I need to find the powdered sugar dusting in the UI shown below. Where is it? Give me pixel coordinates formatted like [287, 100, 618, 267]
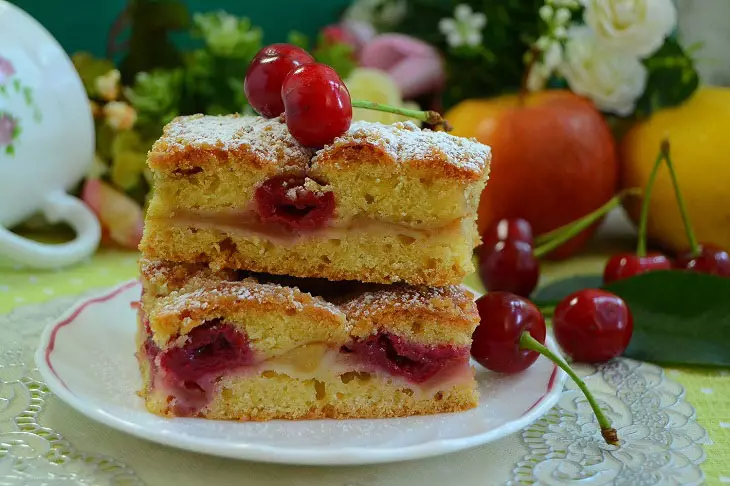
[153, 114, 312, 166]
[157, 279, 343, 319]
[338, 285, 475, 323]
[315, 120, 490, 176]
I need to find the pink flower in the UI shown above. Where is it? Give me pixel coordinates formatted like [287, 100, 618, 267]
[359, 34, 445, 99]
[0, 56, 15, 85]
[0, 114, 16, 146]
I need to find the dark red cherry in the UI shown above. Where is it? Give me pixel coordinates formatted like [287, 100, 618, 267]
[553, 289, 633, 363]
[482, 218, 534, 248]
[471, 291, 547, 373]
[602, 252, 672, 284]
[244, 44, 314, 118]
[674, 244, 730, 277]
[478, 240, 539, 297]
[281, 63, 352, 147]
[254, 175, 335, 231]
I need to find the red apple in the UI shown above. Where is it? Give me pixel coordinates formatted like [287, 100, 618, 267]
[446, 90, 619, 259]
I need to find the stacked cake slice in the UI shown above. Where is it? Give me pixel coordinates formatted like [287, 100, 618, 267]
[136, 115, 491, 420]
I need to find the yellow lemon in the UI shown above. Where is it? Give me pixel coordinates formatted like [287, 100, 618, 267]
[621, 86, 730, 252]
[344, 68, 419, 124]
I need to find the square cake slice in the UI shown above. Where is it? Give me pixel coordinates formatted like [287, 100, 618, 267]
[139, 115, 490, 286]
[136, 258, 480, 420]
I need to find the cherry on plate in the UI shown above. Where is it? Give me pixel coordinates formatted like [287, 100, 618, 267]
[471, 291, 547, 373]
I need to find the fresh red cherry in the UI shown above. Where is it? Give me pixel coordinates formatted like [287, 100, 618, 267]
[553, 289, 633, 363]
[471, 291, 620, 445]
[482, 218, 534, 248]
[471, 291, 547, 373]
[602, 252, 672, 284]
[281, 63, 353, 147]
[674, 244, 730, 277]
[254, 175, 335, 231]
[244, 44, 314, 118]
[478, 240, 540, 297]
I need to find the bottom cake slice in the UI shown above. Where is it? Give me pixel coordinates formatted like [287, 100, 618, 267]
[136, 258, 480, 420]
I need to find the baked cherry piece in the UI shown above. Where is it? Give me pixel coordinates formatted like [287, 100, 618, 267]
[478, 240, 539, 297]
[553, 289, 633, 363]
[602, 252, 672, 284]
[244, 44, 314, 118]
[255, 175, 335, 231]
[281, 63, 353, 147]
[481, 218, 534, 248]
[674, 244, 730, 277]
[470, 291, 547, 373]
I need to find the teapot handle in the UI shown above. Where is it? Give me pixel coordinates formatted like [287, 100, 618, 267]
[0, 191, 101, 268]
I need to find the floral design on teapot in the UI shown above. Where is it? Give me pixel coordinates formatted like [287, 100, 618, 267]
[0, 55, 43, 157]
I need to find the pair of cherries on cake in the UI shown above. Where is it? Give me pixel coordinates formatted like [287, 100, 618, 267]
[244, 43, 352, 148]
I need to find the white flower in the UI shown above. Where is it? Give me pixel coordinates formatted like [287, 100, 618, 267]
[526, 40, 563, 92]
[583, 0, 677, 58]
[439, 4, 487, 48]
[95, 69, 120, 101]
[559, 26, 647, 115]
[103, 101, 137, 131]
[343, 0, 407, 28]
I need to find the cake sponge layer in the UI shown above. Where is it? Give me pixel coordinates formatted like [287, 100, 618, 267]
[140, 219, 477, 286]
[139, 354, 477, 421]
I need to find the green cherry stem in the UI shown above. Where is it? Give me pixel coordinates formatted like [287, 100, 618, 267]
[351, 99, 453, 131]
[533, 188, 641, 258]
[661, 138, 700, 256]
[636, 150, 665, 257]
[519, 332, 619, 446]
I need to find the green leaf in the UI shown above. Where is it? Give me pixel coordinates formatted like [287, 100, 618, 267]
[532, 275, 603, 307]
[634, 38, 700, 117]
[603, 270, 730, 367]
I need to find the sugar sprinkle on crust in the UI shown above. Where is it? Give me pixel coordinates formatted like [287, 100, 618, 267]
[147, 115, 490, 182]
[148, 114, 313, 171]
[313, 120, 490, 181]
[140, 259, 478, 344]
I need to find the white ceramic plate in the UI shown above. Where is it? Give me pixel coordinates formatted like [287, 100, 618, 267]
[35, 280, 566, 466]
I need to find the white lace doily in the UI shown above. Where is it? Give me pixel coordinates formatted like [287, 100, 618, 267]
[0, 292, 710, 485]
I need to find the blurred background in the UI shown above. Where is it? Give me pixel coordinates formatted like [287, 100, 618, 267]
[3, 0, 730, 261]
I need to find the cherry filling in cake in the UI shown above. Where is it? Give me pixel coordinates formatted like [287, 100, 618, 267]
[143, 320, 254, 416]
[254, 175, 335, 231]
[343, 332, 469, 384]
[143, 320, 469, 415]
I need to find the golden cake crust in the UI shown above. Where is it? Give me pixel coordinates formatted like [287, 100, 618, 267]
[140, 259, 478, 347]
[147, 114, 313, 172]
[313, 120, 491, 183]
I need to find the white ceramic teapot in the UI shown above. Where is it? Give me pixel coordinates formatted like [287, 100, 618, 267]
[0, 0, 100, 269]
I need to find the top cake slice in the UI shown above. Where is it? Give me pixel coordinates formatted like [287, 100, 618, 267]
[140, 114, 490, 286]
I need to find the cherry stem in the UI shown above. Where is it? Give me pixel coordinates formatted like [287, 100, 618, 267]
[519, 332, 619, 446]
[533, 189, 641, 258]
[637, 151, 664, 257]
[351, 99, 453, 131]
[661, 139, 700, 256]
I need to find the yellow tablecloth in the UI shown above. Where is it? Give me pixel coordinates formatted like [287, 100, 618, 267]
[0, 241, 728, 484]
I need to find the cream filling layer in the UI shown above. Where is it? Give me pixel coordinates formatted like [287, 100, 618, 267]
[148, 342, 474, 405]
[159, 209, 467, 245]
